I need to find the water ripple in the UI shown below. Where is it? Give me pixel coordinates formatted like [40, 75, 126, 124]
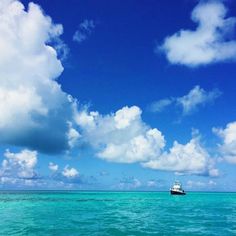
[0, 192, 235, 236]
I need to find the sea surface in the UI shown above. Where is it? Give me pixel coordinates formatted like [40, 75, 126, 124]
[0, 191, 235, 236]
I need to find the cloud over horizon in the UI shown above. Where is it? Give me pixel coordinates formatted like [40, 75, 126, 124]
[142, 134, 219, 177]
[75, 105, 219, 176]
[0, 149, 38, 184]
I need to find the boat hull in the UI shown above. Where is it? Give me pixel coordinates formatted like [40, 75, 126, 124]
[170, 190, 186, 195]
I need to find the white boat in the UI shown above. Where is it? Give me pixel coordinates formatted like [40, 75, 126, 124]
[170, 181, 186, 195]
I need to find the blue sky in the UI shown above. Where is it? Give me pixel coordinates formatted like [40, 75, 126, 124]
[0, 0, 236, 191]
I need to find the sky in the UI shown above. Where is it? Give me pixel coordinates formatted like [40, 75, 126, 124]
[0, 0, 236, 191]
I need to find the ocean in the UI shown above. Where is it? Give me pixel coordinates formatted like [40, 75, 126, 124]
[0, 191, 235, 236]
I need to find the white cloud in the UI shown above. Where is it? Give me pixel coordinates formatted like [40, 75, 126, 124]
[73, 19, 95, 43]
[0, 175, 74, 189]
[67, 122, 81, 148]
[0, 149, 37, 179]
[114, 106, 141, 129]
[149, 86, 221, 115]
[75, 105, 218, 176]
[62, 165, 79, 178]
[142, 135, 218, 177]
[75, 106, 165, 163]
[160, 1, 236, 66]
[208, 168, 220, 177]
[147, 180, 157, 187]
[48, 162, 58, 172]
[213, 121, 236, 164]
[115, 177, 142, 190]
[0, 0, 77, 153]
[177, 86, 221, 115]
[132, 178, 142, 188]
[148, 98, 173, 113]
[97, 128, 165, 163]
[74, 109, 99, 130]
[187, 180, 217, 189]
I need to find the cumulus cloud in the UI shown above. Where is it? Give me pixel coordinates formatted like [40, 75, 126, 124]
[62, 165, 79, 178]
[48, 162, 58, 172]
[0, 149, 37, 179]
[0, 150, 83, 188]
[73, 19, 95, 43]
[142, 134, 219, 177]
[67, 122, 81, 148]
[0, 0, 77, 153]
[149, 86, 221, 115]
[160, 1, 236, 66]
[213, 121, 236, 164]
[75, 105, 219, 176]
[75, 106, 166, 163]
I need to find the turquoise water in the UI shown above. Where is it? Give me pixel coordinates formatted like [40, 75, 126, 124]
[0, 191, 235, 236]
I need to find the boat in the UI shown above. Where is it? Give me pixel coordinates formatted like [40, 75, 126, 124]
[170, 181, 186, 195]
